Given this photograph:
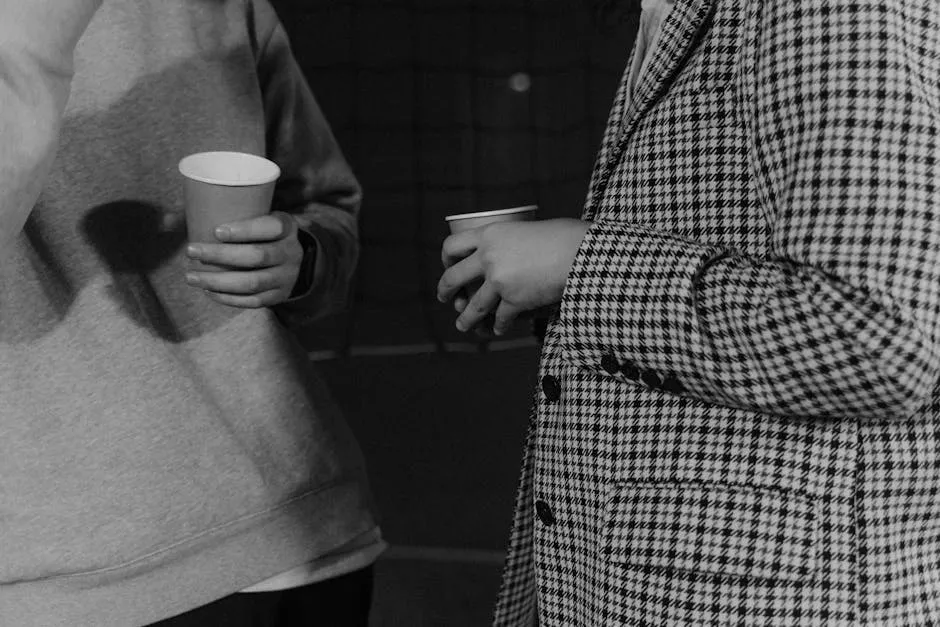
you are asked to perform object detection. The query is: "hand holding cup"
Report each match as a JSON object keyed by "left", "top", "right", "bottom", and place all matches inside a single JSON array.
[
  {"left": 179, "top": 151, "right": 304, "bottom": 308},
  {"left": 440, "top": 205, "right": 537, "bottom": 335},
  {"left": 439, "top": 209, "right": 589, "bottom": 336}
]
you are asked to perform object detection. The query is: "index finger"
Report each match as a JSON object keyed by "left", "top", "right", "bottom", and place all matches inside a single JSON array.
[
  {"left": 441, "top": 230, "right": 479, "bottom": 269},
  {"left": 216, "top": 212, "right": 295, "bottom": 243}
]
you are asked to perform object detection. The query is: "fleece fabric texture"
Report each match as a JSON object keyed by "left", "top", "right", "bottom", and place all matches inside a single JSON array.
[{"left": 0, "top": 1, "right": 380, "bottom": 625}]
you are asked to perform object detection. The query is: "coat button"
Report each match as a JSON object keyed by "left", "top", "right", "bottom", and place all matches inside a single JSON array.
[
  {"left": 662, "top": 375, "right": 685, "bottom": 395},
  {"left": 535, "top": 500, "right": 556, "bottom": 526},
  {"left": 600, "top": 354, "right": 620, "bottom": 375},
  {"left": 541, "top": 375, "right": 561, "bottom": 402},
  {"left": 620, "top": 361, "right": 640, "bottom": 380},
  {"left": 641, "top": 370, "right": 661, "bottom": 389}
]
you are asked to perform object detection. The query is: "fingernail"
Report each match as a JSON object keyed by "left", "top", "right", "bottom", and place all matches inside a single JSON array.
[
  {"left": 185, "top": 274, "right": 199, "bottom": 286},
  {"left": 215, "top": 226, "right": 231, "bottom": 240},
  {"left": 186, "top": 244, "right": 200, "bottom": 257},
  {"left": 455, "top": 321, "right": 466, "bottom": 332}
]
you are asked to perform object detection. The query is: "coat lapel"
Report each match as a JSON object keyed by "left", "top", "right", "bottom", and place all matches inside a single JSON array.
[{"left": 584, "top": 0, "right": 717, "bottom": 219}]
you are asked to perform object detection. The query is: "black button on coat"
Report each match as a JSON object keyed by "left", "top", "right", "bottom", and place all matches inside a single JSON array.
[{"left": 541, "top": 375, "right": 561, "bottom": 402}]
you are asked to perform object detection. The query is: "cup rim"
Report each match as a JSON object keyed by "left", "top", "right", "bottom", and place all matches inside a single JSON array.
[
  {"left": 444, "top": 205, "right": 538, "bottom": 222},
  {"left": 178, "top": 151, "right": 281, "bottom": 187}
]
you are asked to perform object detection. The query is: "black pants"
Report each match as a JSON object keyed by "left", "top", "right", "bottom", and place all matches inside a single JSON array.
[{"left": 148, "top": 566, "right": 374, "bottom": 627}]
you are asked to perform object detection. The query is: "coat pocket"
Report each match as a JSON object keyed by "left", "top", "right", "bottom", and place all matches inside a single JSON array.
[{"left": 603, "top": 481, "right": 819, "bottom": 583}]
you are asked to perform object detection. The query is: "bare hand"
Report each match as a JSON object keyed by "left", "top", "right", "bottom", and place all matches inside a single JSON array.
[
  {"left": 185, "top": 211, "right": 304, "bottom": 308},
  {"left": 437, "top": 218, "right": 588, "bottom": 335}
]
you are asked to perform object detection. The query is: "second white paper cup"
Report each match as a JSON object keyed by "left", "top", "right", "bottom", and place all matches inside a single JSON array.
[{"left": 445, "top": 204, "right": 538, "bottom": 234}]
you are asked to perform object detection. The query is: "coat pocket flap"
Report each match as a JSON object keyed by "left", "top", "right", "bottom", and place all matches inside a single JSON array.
[{"left": 603, "top": 482, "right": 818, "bottom": 582}]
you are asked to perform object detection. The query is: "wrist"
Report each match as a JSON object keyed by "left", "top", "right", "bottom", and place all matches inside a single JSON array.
[{"left": 288, "top": 227, "right": 318, "bottom": 299}]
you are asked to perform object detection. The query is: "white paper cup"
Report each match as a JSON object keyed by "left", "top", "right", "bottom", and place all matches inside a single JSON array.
[
  {"left": 445, "top": 204, "right": 538, "bottom": 234},
  {"left": 178, "top": 151, "right": 280, "bottom": 245}
]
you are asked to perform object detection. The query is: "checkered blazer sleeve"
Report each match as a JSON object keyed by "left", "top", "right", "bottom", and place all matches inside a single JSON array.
[{"left": 560, "top": 1, "right": 940, "bottom": 420}]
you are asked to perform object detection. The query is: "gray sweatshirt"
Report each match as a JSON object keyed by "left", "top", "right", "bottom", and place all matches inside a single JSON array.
[{"left": 0, "top": 1, "right": 378, "bottom": 624}]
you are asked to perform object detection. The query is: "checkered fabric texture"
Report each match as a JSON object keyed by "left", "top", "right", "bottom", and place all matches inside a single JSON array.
[{"left": 495, "top": 0, "right": 940, "bottom": 625}]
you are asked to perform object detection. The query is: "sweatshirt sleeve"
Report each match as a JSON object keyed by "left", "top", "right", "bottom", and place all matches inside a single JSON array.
[
  {"left": 248, "top": 0, "right": 362, "bottom": 328},
  {"left": 558, "top": 1, "right": 940, "bottom": 422},
  {"left": 0, "top": 0, "right": 102, "bottom": 248}
]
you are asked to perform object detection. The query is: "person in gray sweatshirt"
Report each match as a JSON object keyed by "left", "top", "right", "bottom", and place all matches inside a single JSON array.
[{"left": 0, "top": 0, "right": 383, "bottom": 625}]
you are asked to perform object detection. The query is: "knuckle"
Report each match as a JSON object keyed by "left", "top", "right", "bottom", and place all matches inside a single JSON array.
[
  {"left": 470, "top": 299, "right": 489, "bottom": 314},
  {"left": 253, "top": 274, "right": 271, "bottom": 293},
  {"left": 479, "top": 223, "right": 501, "bottom": 243},
  {"left": 277, "top": 212, "right": 293, "bottom": 232},
  {"left": 250, "top": 246, "right": 268, "bottom": 266}
]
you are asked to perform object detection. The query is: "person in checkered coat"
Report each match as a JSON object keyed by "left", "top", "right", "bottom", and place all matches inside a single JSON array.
[{"left": 438, "top": 0, "right": 940, "bottom": 624}]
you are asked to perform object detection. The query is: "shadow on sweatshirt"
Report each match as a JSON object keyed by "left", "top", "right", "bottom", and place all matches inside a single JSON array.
[{"left": 5, "top": 49, "right": 272, "bottom": 345}]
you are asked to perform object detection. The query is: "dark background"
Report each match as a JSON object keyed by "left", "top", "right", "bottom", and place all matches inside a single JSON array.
[{"left": 270, "top": 2, "right": 639, "bottom": 624}]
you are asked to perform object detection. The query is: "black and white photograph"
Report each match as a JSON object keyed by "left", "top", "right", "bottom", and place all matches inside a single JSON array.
[{"left": 0, "top": 0, "right": 937, "bottom": 625}]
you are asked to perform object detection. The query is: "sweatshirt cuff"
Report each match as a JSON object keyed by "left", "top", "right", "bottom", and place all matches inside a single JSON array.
[{"left": 287, "top": 227, "right": 318, "bottom": 301}]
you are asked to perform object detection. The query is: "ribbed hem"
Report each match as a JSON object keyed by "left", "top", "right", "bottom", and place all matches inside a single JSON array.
[
  {"left": 239, "top": 527, "right": 387, "bottom": 592},
  {"left": 0, "top": 478, "right": 377, "bottom": 627}
]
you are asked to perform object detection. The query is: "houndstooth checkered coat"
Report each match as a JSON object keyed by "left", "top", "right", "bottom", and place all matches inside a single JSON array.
[{"left": 494, "top": 0, "right": 940, "bottom": 625}]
